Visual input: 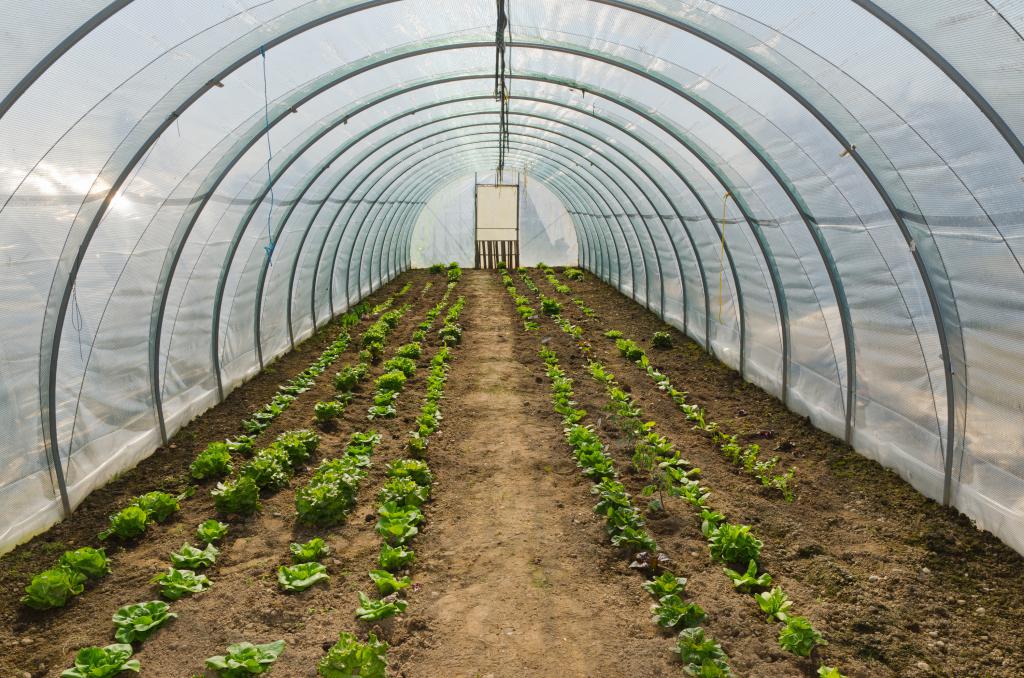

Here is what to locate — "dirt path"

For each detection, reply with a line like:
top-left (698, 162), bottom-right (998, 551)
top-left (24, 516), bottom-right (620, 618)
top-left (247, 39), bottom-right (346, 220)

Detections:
top-left (395, 271), bottom-right (673, 677)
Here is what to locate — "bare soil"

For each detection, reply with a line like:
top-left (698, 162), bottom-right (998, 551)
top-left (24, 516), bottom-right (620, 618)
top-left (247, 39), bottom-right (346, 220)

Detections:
top-left (3, 267), bottom-right (1021, 678)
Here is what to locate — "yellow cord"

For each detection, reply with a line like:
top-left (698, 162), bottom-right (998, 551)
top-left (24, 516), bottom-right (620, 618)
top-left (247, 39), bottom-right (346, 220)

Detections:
top-left (719, 192), bottom-right (732, 323)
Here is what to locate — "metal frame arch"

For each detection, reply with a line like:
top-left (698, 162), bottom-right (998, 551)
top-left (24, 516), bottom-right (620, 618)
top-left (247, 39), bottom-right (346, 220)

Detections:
top-left (339, 151), bottom-right (608, 299)
top-left (312, 147), bottom-right (618, 325)
top-left (149, 41), bottom-right (812, 457)
top-left (355, 123), bottom-right (671, 316)
top-left (333, 133), bottom-right (642, 313)
top-left (29, 1), bottom-right (979, 514)
top-left (178, 65), bottom-right (785, 418)
top-left (364, 114), bottom-right (697, 323)
top-left (327, 133), bottom-right (626, 310)
top-left (359, 128), bottom-right (664, 312)
top-left (347, 152), bottom-right (593, 297)
top-left (263, 90), bottom-right (731, 368)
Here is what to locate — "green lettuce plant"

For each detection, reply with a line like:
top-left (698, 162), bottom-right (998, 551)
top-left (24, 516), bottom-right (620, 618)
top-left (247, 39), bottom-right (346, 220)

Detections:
top-left (151, 567), bottom-right (211, 600)
top-left (707, 523), bottom-right (763, 565)
top-left (213, 476), bottom-right (261, 516)
top-left (778, 616), bottom-right (826, 657)
top-left (378, 544), bottom-right (415, 571)
top-left (59, 547), bottom-right (110, 580)
top-left (196, 519), bottom-right (229, 544)
top-left (205, 640), bottom-right (285, 676)
top-left (60, 643), bottom-right (140, 678)
top-left (723, 560), bottom-right (773, 592)
top-left (278, 562), bottom-right (330, 592)
top-left (99, 505), bottom-right (150, 540)
top-left (190, 442), bottom-right (233, 480)
top-left (755, 586), bottom-right (792, 621)
top-left (318, 632), bottom-right (388, 678)
top-left (314, 400), bottom-right (345, 425)
top-left (355, 592), bottom-right (407, 621)
top-left (368, 569), bottom-right (411, 595)
top-left (169, 542), bottom-right (218, 569)
top-left (22, 566), bottom-right (86, 609)
top-left (676, 628), bottom-right (731, 677)
top-left (290, 537), bottom-right (330, 564)
top-left (651, 594), bottom-right (706, 629)
top-left (386, 459), bottom-right (433, 486)
top-left (642, 572), bottom-right (687, 598)
top-left (112, 600), bottom-right (176, 643)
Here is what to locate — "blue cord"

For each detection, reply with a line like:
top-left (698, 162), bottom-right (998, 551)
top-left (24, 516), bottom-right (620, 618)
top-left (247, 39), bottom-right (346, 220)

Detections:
top-left (260, 45), bottom-right (275, 262)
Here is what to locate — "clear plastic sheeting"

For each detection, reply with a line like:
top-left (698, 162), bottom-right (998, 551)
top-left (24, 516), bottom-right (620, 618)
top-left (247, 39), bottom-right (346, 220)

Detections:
top-left (0, 0), bottom-right (1022, 557)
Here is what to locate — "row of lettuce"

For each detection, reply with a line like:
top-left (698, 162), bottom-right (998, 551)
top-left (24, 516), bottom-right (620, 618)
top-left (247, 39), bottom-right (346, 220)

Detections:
top-left (321, 291), bottom-right (464, 675)
top-left (28, 271), bottom-right (457, 677)
top-left (509, 268), bottom-right (844, 678)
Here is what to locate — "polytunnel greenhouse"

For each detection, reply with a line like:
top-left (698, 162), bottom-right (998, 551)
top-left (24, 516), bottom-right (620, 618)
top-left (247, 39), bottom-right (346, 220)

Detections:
top-left (2, 1), bottom-right (1023, 676)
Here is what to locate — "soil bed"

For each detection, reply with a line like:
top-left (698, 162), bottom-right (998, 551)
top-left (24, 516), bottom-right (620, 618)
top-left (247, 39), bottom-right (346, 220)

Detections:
top-left (2, 267), bottom-right (1022, 678)
top-left (526, 267), bottom-right (1024, 677)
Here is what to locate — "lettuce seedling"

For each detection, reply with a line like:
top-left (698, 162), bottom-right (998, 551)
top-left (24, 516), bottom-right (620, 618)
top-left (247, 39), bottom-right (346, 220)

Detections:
top-left (355, 592), bottom-right (407, 621)
top-left (652, 331), bottom-right (673, 349)
top-left (22, 566), bottom-right (86, 609)
top-left (707, 523), bottom-right (763, 565)
top-left (540, 297), bottom-right (561, 316)
top-left (213, 476), bottom-right (262, 516)
top-left (314, 400), bottom-right (345, 425)
top-left (395, 343), bottom-right (422, 359)
top-left (368, 569), bottom-right (411, 595)
top-left (643, 572), bottom-right (687, 598)
top-left (197, 519), bottom-right (229, 544)
top-left (206, 640), bottom-right (285, 676)
top-left (151, 567), bottom-right (211, 601)
top-left (604, 329), bottom-right (623, 339)
top-left (318, 631), bottom-right (388, 678)
top-left (190, 442), bottom-right (233, 480)
top-left (240, 447), bottom-right (291, 491)
top-left (610, 526), bottom-right (657, 553)
top-left (334, 364), bottom-right (368, 392)
top-left (296, 474), bottom-right (359, 526)
top-left (278, 562), bottom-right (330, 592)
top-left (699, 509), bottom-right (726, 538)
top-left (375, 503), bottom-right (422, 545)
top-left (169, 542), bottom-right (218, 569)
top-left (99, 506), bottom-right (150, 541)
top-left (778, 616), bottom-right (826, 657)
top-left (274, 429), bottom-right (319, 467)
top-left (378, 477), bottom-right (430, 508)
top-left (60, 643), bottom-right (140, 678)
top-left (378, 544), bottom-right (415, 572)
top-left (817, 667), bottom-right (846, 678)
top-left (438, 323), bottom-right (462, 345)
top-left (387, 459), bottom-right (433, 487)
top-left (651, 594), bottom-right (706, 629)
top-left (755, 586), bottom-right (792, 621)
top-left (375, 370), bottom-right (407, 393)
top-left (383, 356), bottom-right (416, 378)
top-left (615, 338), bottom-right (645, 361)
top-left (676, 628), bottom-right (731, 677)
top-left (59, 547), bottom-right (110, 580)
top-left (226, 436), bottom-right (254, 456)
top-left (112, 601), bottom-right (176, 643)
top-left (723, 560), bottom-right (773, 592)
top-left (133, 489), bottom-right (191, 523)
top-left (290, 537), bottom-right (330, 564)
